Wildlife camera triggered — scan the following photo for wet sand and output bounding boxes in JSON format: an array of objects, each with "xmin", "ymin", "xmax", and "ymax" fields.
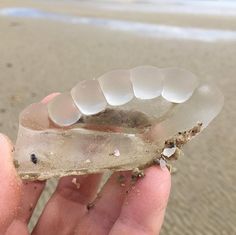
[{"xmin": 0, "ymin": 0, "xmax": 236, "ymax": 234}]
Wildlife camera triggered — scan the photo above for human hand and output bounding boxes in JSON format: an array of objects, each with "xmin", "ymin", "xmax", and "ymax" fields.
[{"xmin": 0, "ymin": 94, "xmax": 171, "ymax": 235}]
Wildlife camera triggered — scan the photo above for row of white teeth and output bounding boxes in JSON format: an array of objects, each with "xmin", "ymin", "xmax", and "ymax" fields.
[{"xmin": 48, "ymin": 65, "xmax": 198, "ymax": 127}]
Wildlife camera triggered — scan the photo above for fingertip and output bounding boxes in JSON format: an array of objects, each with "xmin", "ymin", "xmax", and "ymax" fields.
[
  {"xmin": 0, "ymin": 133, "xmax": 12, "ymax": 146},
  {"xmin": 144, "ymin": 165, "xmax": 171, "ymax": 193},
  {"xmin": 0, "ymin": 133, "xmax": 22, "ymax": 187},
  {"xmin": 0, "ymin": 133, "xmax": 22, "ymax": 185},
  {"xmin": 130, "ymin": 165, "xmax": 171, "ymax": 210},
  {"xmin": 112, "ymin": 166, "xmax": 171, "ymax": 235},
  {"xmin": 0, "ymin": 133, "xmax": 14, "ymax": 164},
  {"xmin": 40, "ymin": 93, "xmax": 60, "ymax": 104},
  {"xmin": 0, "ymin": 134, "xmax": 22, "ymax": 232}
]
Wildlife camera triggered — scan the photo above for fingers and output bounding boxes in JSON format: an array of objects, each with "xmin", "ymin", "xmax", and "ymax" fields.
[
  {"xmin": 41, "ymin": 93, "xmax": 60, "ymax": 104},
  {"xmin": 75, "ymin": 171, "xmax": 131, "ymax": 234},
  {"xmin": 92, "ymin": 171, "xmax": 130, "ymax": 221},
  {"xmin": 16, "ymin": 93, "xmax": 60, "ymax": 224},
  {"xmin": 5, "ymin": 220, "xmax": 30, "ymax": 235},
  {"xmin": 0, "ymin": 134, "xmax": 22, "ymax": 233},
  {"xmin": 75, "ymin": 167, "xmax": 171, "ymax": 235},
  {"xmin": 56, "ymin": 174, "xmax": 103, "ymax": 204},
  {"xmin": 110, "ymin": 166, "xmax": 171, "ymax": 235},
  {"xmin": 16, "ymin": 181, "xmax": 46, "ymax": 224},
  {"xmin": 32, "ymin": 173, "xmax": 103, "ymax": 235}
]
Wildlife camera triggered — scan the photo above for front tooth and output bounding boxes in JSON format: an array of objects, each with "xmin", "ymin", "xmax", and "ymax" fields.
[
  {"xmin": 71, "ymin": 80, "xmax": 107, "ymax": 115},
  {"xmin": 48, "ymin": 93, "xmax": 81, "ymax": 127},
  {"xmin": 130, "ymin": 65, "xmax": 164, "ymax": 99},
  {"xmin": 161, "ymin": 68, "xmax": 198, "ymax": 103},
  {"xmin": 98, "ymin": 69, "xmax": 134, "ymax": 106}
]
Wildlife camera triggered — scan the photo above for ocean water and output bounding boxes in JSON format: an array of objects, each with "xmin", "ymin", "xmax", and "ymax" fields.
[
  {"xmin": 77, "ymin": 0, "xmax": 236, "ymax": 16},
  {"xmin": 0, "ymin": 7, "xmax": 236, "ymax": 42}
]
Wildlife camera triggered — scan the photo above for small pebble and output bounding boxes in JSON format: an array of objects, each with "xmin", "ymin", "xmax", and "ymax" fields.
[
  {"xmin": 162, "ymin": 146, "xmax": 176, "ymax": 158},
  {"xmin": 6, "ymin": 62, "xmax": 13, "ymax": 68},
  {"xmin": 110, "ymin": 148, "xmax": 120, "ymax": 157},
  {"xmin": 30, "ymin": 154, "xmax": 38, "ymax": 164},
  {"xmin": 113, "ymin": 148, "xmax": 120, "ymax": 157}
]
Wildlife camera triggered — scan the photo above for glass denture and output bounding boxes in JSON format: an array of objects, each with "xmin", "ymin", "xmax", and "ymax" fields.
[{"xmin": 13, "ymin": 66, "xmax": 224, "ymax": 180}]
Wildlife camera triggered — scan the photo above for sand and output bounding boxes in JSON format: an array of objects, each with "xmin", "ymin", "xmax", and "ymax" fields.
[{"xmin": 0, "ymin": 0, "xmax": 236, "ymax": 234}]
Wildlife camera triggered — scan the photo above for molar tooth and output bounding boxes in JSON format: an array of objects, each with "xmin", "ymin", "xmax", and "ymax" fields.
[
  {"xmin": 161, "ymin": 68, "xmax": 198, "ymax": 103},
  {"xmin": 48, "ymin": 93, "xmax": 81, "ymax": 127},
  {"xmin": 98, "ymin": 69, "xmax": 134, "ymax": 106},
  {"xmin": 130, "ymin": 65, "xmax": 164, "ymax": 99},
  {"xmin": 152, "ymin": 83, "xmax": 224, "ymax": 142},
  {"xmin": 71, "ymin": 80, "xmax": 107, "ymax": 115}
]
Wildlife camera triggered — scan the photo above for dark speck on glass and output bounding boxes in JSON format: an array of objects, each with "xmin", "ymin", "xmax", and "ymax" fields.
[{"xmin": 30, "ymin": 154, "xmax": 38, "ymax": 164}]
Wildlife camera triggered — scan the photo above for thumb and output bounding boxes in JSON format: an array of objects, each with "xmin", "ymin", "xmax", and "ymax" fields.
[{"xmin": 0, "ymin": 134, "xmax": 22, "ymax": 233}]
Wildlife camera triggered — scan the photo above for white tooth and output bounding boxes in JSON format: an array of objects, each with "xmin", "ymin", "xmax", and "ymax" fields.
[
  {"xmin": 48, "ymin": 93, "xmax": 81, "ymax": 127},
  {"xmin": 98, "ymin": 69, "xmax": 134, "ymax": 106},
  {"xmin": 190, "ymin": 84, "xmax": 224, "ymax": 127},
  {"xmin": 130, "ymin": 65, "xmax": 164, "ymax": 99},
  {"xmin": 20, "ymin": 103, "xmax": 50, "ymax": 130},
  {"xmin": 161, "ymin": 68, "xmax": 198, "ymax": 103},
  {"xmin": 71, "ymin": 80, "xmax": 107, "ymax": 115}
]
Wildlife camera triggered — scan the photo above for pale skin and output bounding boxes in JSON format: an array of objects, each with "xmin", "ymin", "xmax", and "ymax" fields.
[{"xmin": 0, "ymin": 94, "xmax": 171, "ymax": 235}]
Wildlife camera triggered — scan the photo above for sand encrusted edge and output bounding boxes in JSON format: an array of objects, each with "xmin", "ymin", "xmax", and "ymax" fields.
[{"xmin": 16, "ymin": 122, "xmax": 202, "ymax": 181}]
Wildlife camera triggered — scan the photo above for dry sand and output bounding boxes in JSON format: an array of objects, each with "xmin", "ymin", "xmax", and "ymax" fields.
[{"xmin": 0, "ymin": 0, "xmax": 236, "ymax": 234}]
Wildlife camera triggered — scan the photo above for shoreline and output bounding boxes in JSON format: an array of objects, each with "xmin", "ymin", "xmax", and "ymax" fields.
[
  {"xmin": 1, "ymin": 0, "xmax": 236, "ymax": 30},
  {"xmin": 0, "ymin": 1, "xmax": 235, "ymax": 234}
]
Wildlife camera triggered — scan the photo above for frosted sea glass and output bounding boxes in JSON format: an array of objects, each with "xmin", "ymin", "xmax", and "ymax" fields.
[
  {"xmin": 162, "ymin": 68, "xmax": 198, "ymax": 103},
  {"xmin": 48, "ymin": 93, "xmax": 81, "ymax": 127},
  {"xmin": 71, "ymin": 80, "xmax": 107, "ymax": 115},
  {"xmin": 151, "ymin": 83, "xmax": 224, "ymax": 143},
  {"xmin": 20, "ymin": 103, "xmax": 50, "ymax": 130},
  {"xmin": 131, "ymin": 65, "xmax": 164, "ymax": 99},
  {"xmin": 98, "ymin": 69, "xmax": 134, "ymax": 106},
  {"xmin": 13, "ymin": 66, "xmax": 224, "ymax": 181}
]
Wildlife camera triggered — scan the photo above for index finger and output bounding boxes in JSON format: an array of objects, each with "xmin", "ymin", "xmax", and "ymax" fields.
[{"xmin": 110, "ymin": 166, "xmax": 171, "ymax": 235}]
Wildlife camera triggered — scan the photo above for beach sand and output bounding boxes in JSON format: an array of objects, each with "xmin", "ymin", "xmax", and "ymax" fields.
[{"xmin": 0, "ymin": 0, "xmax": 235, "ymax": 234}]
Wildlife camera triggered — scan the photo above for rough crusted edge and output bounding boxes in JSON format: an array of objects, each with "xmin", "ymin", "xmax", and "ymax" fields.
[{"xmin": 16, "ymin": 122, "xmax": 202, "ymax": 181}]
